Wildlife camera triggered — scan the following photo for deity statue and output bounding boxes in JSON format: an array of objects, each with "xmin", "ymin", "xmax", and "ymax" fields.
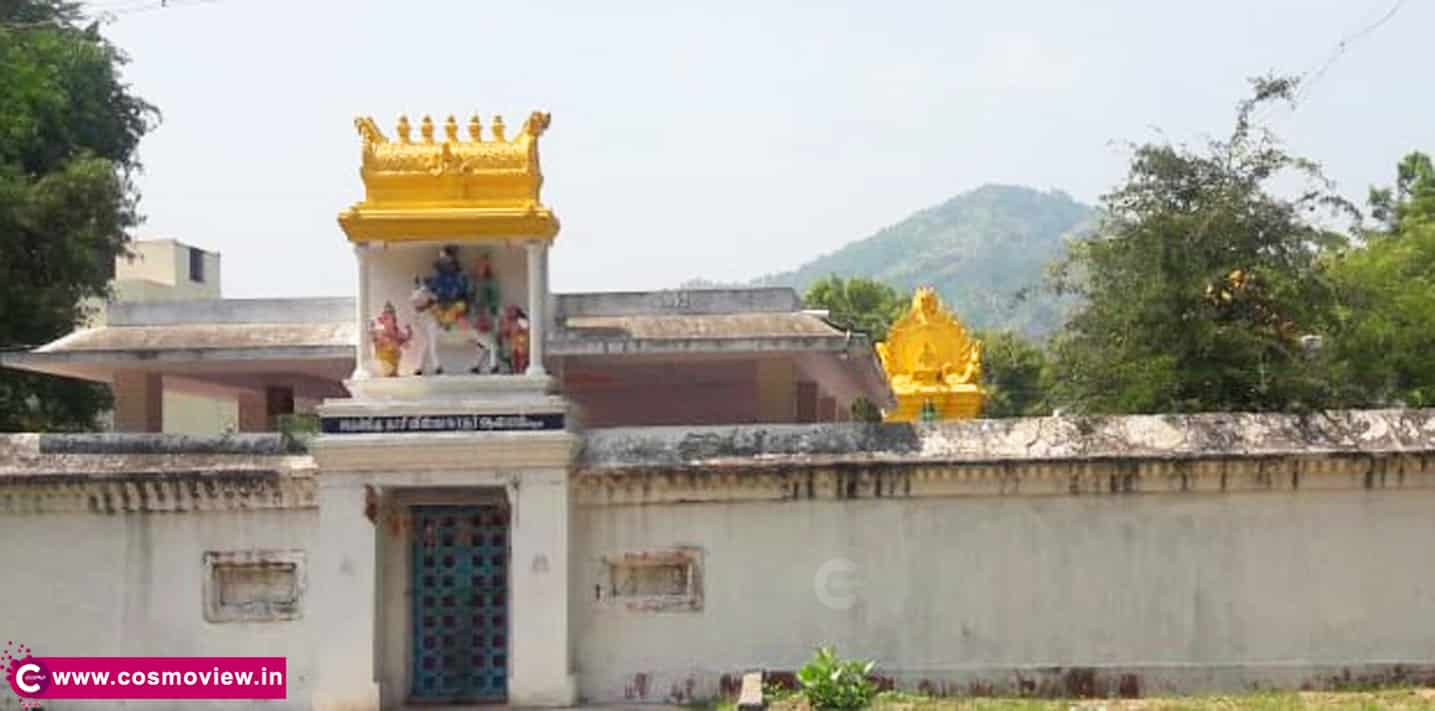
[
  {"xmin": 422, "ymin": 244, "xmax": 470, "ymax": 330},
  {"xmin": 468, "ymin": 251, "xmax": 501, "ymax": 319},
  {"xmin": 500, "ymin": 305, "xmax": 531, "ymax": 374},
  {"xmin": 461, "ymin": 251, "xmax": 504, "ymax": 375},
  {"xmin": 369, "ymin": 301, "xmax": 412, "ymax": 377},
  {"xmin": 470, "ymin": 311, "xmax": 500, "ymax": 375},
  {"xmin": 875, "ymin": 287, "xmax": 985, "ymax": 421}
]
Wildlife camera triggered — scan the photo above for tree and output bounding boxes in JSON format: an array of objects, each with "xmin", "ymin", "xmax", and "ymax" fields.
[
  {"xmin": 0, "ymin": 1, "xmax": 157, "ymax": 430},
  {"xmin": 1367, "ymin": 152, "xmax": 1435, "ymax": 231},
  {"xmin": 1326, "ymin": 151, "xmax": 1435, "ymax": 407},
  {"xmin": 803, "ymin": 275, "xmax": 905, "ymax": 342},
  {"xmin": 1046, "ymin": 76, "xmax": 1353, "ymax": 415},
  {"xmin": 978, "ymin": 329, "xmax": 1050, "ymax": 418}
]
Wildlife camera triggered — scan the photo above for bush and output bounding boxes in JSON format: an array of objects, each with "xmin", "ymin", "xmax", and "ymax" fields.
[
  {"xmin": 848, "ymin": 397, "xmax": 883, "ymax": 423},
  {"xmin": 276, "ymin": 413, "xmax": 320, "ymax": 452},
  {"xmin": 797, "ymin": 646, "xmax": 877, "ymax": 710}
]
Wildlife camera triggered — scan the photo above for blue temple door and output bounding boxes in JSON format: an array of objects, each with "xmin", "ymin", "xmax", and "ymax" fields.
[{"xmin": 410, "ymin": 503, "xmax": 510, "ymax": 703}]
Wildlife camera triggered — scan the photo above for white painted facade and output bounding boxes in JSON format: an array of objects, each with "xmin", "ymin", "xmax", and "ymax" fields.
[{"xmin": 308, "ymin": 419, "xmax": 582, "ymax": 709}]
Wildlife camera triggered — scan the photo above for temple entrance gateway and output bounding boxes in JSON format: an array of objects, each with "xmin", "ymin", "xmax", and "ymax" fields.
[
  {"xmin": 310, "ymin": 109, "xmax": 578, "ymax": 710},
  {"xmin": 410, "ymin": 503, "xmax": 510, "ymax": 703}
]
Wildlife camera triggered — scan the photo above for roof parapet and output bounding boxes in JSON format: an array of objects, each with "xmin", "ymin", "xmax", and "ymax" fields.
[
  {"xmin": 108, "ymin": 297, "xmax": 355, "ymax": 326},
  {"xmin": 555, "ymin": 288, "xmax": 803, "ymax": 319}
]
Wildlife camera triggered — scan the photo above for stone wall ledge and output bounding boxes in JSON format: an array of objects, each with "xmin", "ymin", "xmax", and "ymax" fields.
[
  {"xmin": 6, "ymin": 409, "xmax": 1435, "ymax": 510},
  {"xmin": 574, "ymin": 453, "xmax": 1435, "ymax": 505},
  {"xmin": 574, "ymin": 409, "xmax": 1435, "ymax": 504},
  {"xmin": 0, "ymin": 433, "xmax": 317, "ymax": 514},
  {"xmin": 579, "ymin": 409, "xmax": 1435, "ymax": 470},
  {"xmin": 0, "ymin": 432, "xmax": 301, "ymax": 457}
]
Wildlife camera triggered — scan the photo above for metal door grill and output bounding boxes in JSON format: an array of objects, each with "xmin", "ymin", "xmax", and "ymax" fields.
[{"xmin": 410, "ymin": 504, "xmax": 509, "ymax": 703}]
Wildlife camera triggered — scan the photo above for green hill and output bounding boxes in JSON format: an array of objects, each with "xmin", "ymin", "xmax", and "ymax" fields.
[{"xmin": 752, "ymin": 184, "xmax": 1096, "ymax": 337}]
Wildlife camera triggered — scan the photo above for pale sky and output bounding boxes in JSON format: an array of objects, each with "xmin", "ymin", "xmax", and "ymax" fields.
[{"xmin": 98, "ymin": 0, "xmax": 1433, "ymax": 298}]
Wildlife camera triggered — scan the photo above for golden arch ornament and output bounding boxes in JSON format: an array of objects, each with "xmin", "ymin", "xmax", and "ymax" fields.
[{"xmin": 876, "ymin": 288, "xmax": 985, "ymax": 421}]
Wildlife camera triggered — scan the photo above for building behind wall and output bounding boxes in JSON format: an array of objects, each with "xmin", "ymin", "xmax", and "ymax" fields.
[
  {"xmin": 82, "ymin": 238, "xmax": 241, "ymax": 433},
  {"xmin": 110, "ymin": 238, "xmax": 223, "ymax": 307}
]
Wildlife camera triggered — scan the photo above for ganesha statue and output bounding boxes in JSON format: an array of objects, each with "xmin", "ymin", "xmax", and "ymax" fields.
[{"xmin": 370, "ymin": 301, "xmax": 413, "ymax": 377}]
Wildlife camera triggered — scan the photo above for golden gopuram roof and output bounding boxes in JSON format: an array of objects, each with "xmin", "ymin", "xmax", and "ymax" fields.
[
  {"xmin": 337, "ymin": 111, "xmax": 558, "ymax": 243},
  {"xmin": 877, "ymin": 288, "xmax": 985, "ymax": 422}
]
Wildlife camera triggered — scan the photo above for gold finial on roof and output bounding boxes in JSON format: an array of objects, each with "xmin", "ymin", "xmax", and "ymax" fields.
[
  {"xmin": 396, "ymin": 115, "xmax": 412, "ymax": 144},
  {"xmin": 354, "ymin": 117, "xmax": 387, "ymax": 144},
  {"xmin": 491, "ymin": 115, "xmax": 506, "ymax": 142},
  {"xmin": 467, "ymin": 114, "xmax": 482, "ymax": 141},
  {"xmin": 876, "ymin": 287, "xmax": 985, "ymax": 421},
  {"xmin": 521, "ymin": 110, "xmax": 551, "ymax": 139},
  {"xmin": 420, "ymin": 115, "xmax": 435, "ymax": 144},
  {"xmin": 444, "ymin": 115, "xmax": 459, "ymax": 143}
]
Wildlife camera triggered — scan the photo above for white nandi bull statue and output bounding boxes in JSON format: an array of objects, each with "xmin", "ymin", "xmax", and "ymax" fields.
[
  {"xmin": 410, "ymin": 279, "xmax": 504, "ymax": 376},
  {"xmin": 408, "ymin": 280, "xmax": 446, "ymax": 375}
]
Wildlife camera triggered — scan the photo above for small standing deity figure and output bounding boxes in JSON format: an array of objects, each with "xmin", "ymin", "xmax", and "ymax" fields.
[
  {"xmin": 470, "ymin": 312, "xmax": 500, "ymax": 375},
  {"xmin": 465, "ymin": 250, "xmax": 502, "ymax": 374},
  {"xmin": 423, "ymin": 245, "xmax": 471, "ymax": 330},
  {"xmin": 469, "ymin": 251, "xmax": 500, "ymax": 316},
  {"xmin": 500, "ymin": 305, "xmax": 531, "ymax": 374},
  {"xmin": 370, "ymin": 301, "xmax": 413, "ymax": 377}
]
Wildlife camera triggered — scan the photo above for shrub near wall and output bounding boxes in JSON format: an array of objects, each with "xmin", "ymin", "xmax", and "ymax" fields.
[{"xmin": 797, "ymin": 647, "xmax": 878, "ymax": 710}]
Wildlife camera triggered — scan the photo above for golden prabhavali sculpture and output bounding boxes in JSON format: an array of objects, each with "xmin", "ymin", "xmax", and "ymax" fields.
[
  {"xmin": 338, "ymin": 111, "xmax": 558, "ymax": 242},
  {"xmin": 877, "ymin": 288, "xmax": 985, "ymax": 421}
]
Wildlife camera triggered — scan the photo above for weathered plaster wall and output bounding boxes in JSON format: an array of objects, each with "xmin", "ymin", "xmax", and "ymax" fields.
[
  {"xmin": 0, "ymin": 434, "xmax": 317, "ymax": 711},
  {"xmin": 573, "ymin": 490, "xmax": 1435, "ymax": 702},
  {"xmin": 570, "ymin": 410, "xmax": 1435, "ymax": 702},
  {"xmin": 0, "ymin": 509, "xmax": 318, "ymax": 710}
]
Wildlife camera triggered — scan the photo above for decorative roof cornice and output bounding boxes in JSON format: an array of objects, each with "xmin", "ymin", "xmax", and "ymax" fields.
[
  {"xmin": 0, "ymin": 468, "xmax": 316, "ymax": 514},
  {"xmin": 574, "ymin": 452, "xmax": 1435, "ymax": 505}
]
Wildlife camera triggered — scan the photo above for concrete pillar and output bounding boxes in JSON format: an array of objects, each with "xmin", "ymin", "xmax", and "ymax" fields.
[
  {"xmin": 112, "ymin": 370, "xmax": 163, "ymax": 432},
  {"xmin": 508, "ymin": 467, "xmax": 576, "ymax": 705},
  {"xmin": 353, "ymin": 243, "xmax": 373, "ymax": 381},
  {"xmin": 311, "ymin": 476, "xmax": 381, "ymax": 711},
  {"xmin": 525, "ymin": 241, "xmax": 548, "ymax": 376}
]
